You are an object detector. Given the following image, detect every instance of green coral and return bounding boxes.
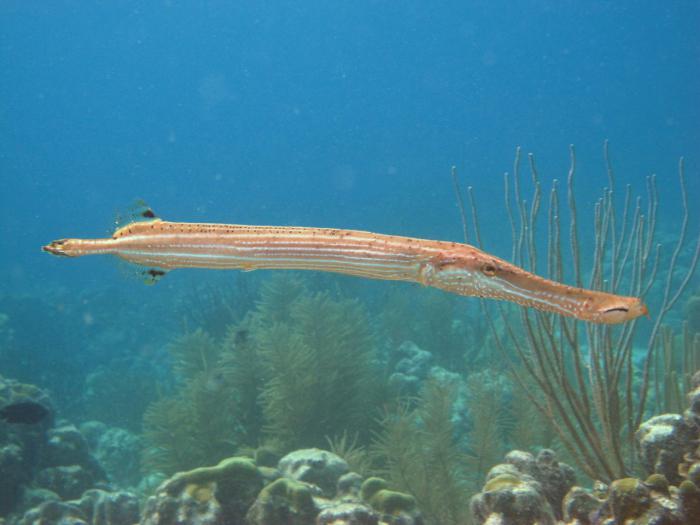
[679,480,700,519]
[169,328,221,380]
[609,478,651,521]
[369,489,416,515]
[258,290,380,449]
[142,274,385,474]
[247,478,316,524]
[159,456,263,523]
[359,477,416,517]
[371,380,471,524]
[463,371,511,488]
[142,329,243,475]
[644,473,669,494]
[255,273,308,324]
[161,456,260,494]
[360,477,389,501]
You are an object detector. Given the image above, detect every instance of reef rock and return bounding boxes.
[470,449,576,525]
[140,456,263,525]
[636,413,696,485]
[36,464,97,500]
[337,472,364,499]
[45,424,93,467]
[359,477,423,525]
[95,426,143,488]
[15,489,139,525]
[278,448,349,497]
[316,502,378,524]
[388,341,433,396]
[0,375,55,516]
[0,443,29,515]
[79,420,109,450]
[530,449,576,517]
[245,477,318,525]
[560,474,691,524]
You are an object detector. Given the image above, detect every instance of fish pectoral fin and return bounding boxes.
[142,267,169,285]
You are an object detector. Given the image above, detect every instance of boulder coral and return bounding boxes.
[278,448,349,498]
[469,449,575,525]
[15,489,139,525]
[469,370,700,525]
[140,452,423,525]
[141,456,263,525]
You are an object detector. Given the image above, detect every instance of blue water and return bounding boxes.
[0,0,699,504]
[2,1,698,291]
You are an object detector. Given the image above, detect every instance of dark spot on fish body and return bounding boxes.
[141,209,156,218]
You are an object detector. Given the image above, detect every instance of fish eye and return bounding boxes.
[481,263,497,277]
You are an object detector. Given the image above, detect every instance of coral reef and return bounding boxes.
[469,370,700,524]
[246,477,317,525]
[15,489,139,525]
[141,329,243,475]
[0,375,55,516]
[278,448,350,498]
[372,379,471,524]
[469,449,575,525]
[140,452,423,525]
[141,457,263,525]
[79,422,143,489]
[387,341,434,397]
[258,290,381,450]
[636,413,696,485]
[0,376,147,525]
[141,276,384,476]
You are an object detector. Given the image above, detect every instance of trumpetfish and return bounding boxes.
[42,207,648,324]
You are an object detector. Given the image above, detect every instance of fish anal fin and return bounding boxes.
[142,267,168,285]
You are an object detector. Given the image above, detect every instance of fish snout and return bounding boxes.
[42,239,71,257]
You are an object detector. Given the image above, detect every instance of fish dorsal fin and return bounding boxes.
[114,200,160,230]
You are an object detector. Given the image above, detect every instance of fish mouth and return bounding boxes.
[42,239,71,257]
[596,299,649,323]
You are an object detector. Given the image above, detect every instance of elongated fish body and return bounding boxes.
[43,217,648,324]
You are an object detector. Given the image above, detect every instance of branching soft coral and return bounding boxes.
[372,380,472,525]
[259,291,380,450]
[141,274,385,474]
[141,329,242,475]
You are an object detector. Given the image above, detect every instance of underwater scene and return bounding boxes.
[1,2,699,524]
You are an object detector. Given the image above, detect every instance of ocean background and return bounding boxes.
[1,2,699,523]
